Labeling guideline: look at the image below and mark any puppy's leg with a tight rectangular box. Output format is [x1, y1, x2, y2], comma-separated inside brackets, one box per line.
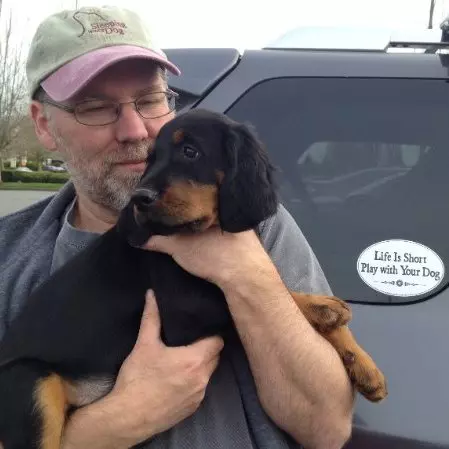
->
[34, 372, 69, 449]
[289, 291, 387, 402]
[0, 361, 68, 449]
[322, 326, 387, 402]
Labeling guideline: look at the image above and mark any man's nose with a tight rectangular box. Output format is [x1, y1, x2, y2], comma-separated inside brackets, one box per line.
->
[115, 104, 149, 142]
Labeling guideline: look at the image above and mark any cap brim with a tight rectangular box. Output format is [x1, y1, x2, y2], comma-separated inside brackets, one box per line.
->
[41, 45, 181, 102]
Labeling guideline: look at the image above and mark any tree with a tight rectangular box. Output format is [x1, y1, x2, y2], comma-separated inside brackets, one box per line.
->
[428, 0, 437, 28]
[0, 0, 27, 180]
[5, 115, 55, 170]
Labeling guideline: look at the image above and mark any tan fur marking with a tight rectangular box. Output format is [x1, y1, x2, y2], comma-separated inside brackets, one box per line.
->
[173, 129, 184, 144]
[35, 374, 68, 449]
[161, 181, 218, 228]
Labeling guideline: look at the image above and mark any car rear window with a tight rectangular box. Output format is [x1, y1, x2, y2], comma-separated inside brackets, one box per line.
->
[226, 77, 449, 304]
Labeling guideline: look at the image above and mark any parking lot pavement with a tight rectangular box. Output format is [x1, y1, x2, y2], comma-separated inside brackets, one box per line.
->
[0, 190, 55, 217]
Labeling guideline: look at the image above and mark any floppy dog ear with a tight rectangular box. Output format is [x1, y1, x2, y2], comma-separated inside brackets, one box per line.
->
[219, 122, 278, 233]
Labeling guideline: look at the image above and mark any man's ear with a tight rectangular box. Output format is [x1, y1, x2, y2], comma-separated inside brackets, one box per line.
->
[30, 102, 57, 151]
[218, 122, 278, 233]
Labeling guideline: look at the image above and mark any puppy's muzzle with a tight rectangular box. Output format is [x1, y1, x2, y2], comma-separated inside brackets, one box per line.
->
[131, 188, 159, 210]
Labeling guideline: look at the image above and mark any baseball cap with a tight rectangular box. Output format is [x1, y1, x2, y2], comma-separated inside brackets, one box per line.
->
[26, 5, 181, 101]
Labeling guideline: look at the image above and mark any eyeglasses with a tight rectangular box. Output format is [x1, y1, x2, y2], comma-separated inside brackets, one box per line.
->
[42, 89, 179, 126]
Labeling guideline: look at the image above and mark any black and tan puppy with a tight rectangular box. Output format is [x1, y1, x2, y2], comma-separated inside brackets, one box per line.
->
[0, 109, 387, 449]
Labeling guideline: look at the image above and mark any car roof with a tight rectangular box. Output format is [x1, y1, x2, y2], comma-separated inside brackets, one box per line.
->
[238, 48, 449, 79]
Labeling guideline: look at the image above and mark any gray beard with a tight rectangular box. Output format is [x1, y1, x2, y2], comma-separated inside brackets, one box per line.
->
[68, 163, 143, 212]
[60, 140, 152, 213]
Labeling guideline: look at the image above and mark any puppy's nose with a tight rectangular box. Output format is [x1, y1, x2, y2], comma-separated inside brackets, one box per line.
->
[132, 188, 159, 209]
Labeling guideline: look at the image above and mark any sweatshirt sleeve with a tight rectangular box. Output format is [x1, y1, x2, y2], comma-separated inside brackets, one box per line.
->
[257, 204, 333, 296]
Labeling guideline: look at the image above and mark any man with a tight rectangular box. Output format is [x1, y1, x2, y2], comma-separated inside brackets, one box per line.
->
[0, 5, 354, 449]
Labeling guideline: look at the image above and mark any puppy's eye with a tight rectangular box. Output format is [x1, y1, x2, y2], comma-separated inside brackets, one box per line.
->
[183, 145, 200, 160]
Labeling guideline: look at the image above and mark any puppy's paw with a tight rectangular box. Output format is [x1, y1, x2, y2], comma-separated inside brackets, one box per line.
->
[343, 349, 388, 402]
[307, 296, 352, 332]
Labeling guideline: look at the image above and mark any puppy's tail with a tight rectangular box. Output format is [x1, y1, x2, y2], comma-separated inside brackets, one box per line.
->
[0, 360, 68, 449]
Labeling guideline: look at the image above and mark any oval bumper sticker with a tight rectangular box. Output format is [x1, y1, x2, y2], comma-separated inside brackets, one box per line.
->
[357, 240, 445, 297]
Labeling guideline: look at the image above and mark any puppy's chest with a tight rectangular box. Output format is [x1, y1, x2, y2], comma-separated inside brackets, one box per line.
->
[64, 376, 115, 407]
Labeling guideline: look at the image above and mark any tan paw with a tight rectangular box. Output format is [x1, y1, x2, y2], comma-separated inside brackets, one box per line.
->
[343, 349, 388, 402]
[307, 296, 352, 333]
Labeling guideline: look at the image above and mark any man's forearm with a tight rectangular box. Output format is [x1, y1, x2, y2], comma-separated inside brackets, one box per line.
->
[61, 394, 140, 449]
[219, 263, 354, 449]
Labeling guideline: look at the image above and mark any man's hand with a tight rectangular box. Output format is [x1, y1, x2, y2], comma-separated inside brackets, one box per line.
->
[144, 227, 276, 289]
[112, 289, 224, 439]
[62, 290, 224, 449]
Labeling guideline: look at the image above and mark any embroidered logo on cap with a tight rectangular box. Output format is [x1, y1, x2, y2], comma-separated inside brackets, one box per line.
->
[73, 11, 127, 37]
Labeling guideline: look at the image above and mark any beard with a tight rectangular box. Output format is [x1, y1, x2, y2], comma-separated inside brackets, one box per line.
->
[52, 132, 152, 213]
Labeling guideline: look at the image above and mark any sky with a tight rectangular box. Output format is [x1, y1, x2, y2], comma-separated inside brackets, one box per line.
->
[2, 0, 449, 52]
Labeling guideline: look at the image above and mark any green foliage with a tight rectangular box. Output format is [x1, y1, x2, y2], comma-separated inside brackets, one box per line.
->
[1, 169, 69, 184]
[26, 161, 39, 171]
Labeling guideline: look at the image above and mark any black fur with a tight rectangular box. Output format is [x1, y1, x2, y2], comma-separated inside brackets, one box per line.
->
[0, 109, 278, 448]
[219, 122, 278, 233]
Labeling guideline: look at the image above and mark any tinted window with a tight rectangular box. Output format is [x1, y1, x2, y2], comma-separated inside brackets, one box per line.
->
[226, 78, 449, 304]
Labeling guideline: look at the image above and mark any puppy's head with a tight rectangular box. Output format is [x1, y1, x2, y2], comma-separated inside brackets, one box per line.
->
[118, 109, 278, 247]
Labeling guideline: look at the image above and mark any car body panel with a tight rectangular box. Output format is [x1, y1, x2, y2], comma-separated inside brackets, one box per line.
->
[165, 47, 449, 448]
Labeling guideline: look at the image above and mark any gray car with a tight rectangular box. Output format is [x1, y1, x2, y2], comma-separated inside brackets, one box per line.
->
[163, 25, 449, 448]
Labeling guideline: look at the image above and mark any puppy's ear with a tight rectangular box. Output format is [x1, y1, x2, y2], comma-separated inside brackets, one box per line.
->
[219, 122, 278, 233]
[116, 203, 153, 248]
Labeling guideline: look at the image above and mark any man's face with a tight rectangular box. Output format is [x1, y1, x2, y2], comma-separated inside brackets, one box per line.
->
[35, 59, 175, 212]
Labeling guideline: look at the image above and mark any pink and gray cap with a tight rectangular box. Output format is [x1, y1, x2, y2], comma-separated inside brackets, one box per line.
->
[26, 6, 181, 102]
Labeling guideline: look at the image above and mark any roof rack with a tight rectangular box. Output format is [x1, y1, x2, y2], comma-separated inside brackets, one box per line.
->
[264, 19, 449, 54]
